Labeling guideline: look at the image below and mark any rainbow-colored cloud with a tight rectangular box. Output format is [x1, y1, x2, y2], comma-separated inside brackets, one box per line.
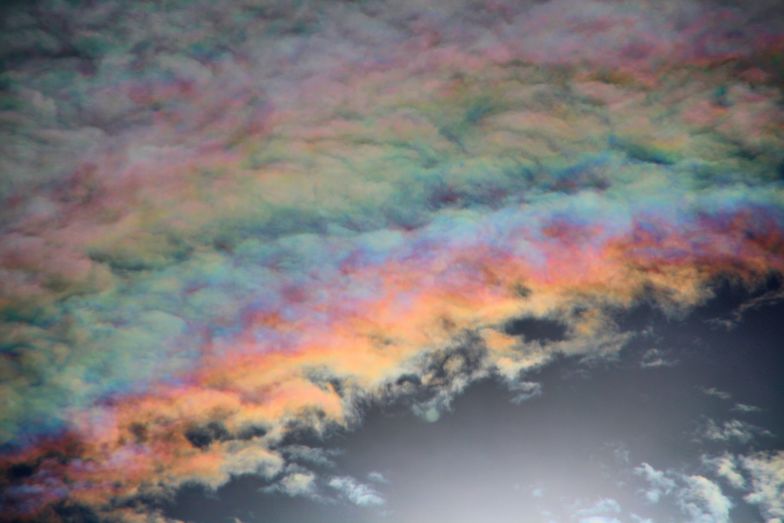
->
[1, 0, 783, 520]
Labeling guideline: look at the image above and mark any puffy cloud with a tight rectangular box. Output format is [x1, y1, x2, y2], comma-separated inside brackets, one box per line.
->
[636, 463, 732, 523]
[678, 475, 733, 523]
[740, 451, 784, 522]
[697, 450, 784, 522]
[635, 462, 677, 503]
[703, 454, 746, 489]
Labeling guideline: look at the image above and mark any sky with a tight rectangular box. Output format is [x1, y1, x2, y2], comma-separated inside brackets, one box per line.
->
[0, 1, 783, 522]
[165, 282, 784, 523]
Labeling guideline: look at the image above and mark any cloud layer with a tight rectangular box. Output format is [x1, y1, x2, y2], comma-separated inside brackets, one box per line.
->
[1, 0, 783, 520]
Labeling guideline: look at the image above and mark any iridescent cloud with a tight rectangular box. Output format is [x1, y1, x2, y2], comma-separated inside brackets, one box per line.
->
[0, 0, 782, 520]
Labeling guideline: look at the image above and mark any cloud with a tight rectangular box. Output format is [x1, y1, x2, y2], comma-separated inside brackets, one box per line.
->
[406, 339, 491, 423]
[700, 387, 731, 400]
[282, 445, 340, 469]
[640, 348, 678, 369]
[696, 451, 784, 522]
[635, 462, 676, 503]
[606, 442, 631, 465]
[707, 286, 784, 329]
[698, 419, 771, 444]
[508, 381, 543, 404]
[739, 451, 784, 522]
[367, 472, 387, 484]
[732, 403, 762, 414]
[678, 475, 733, 523]
[636, 463, 732, 523]
[327, 476, 385, 507]
[260, 471, 317, 498]
[573, 497, 622, 522]
[703, 454, 746, 489]
[0, 0, 783, 520]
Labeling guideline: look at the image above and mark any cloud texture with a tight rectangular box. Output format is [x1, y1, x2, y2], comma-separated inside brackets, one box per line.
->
[0, 0, 783, 520]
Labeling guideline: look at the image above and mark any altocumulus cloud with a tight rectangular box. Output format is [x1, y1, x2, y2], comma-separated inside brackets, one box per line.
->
[699, 418, 772, 444]
[572, 498, 622, 523]
[636, 464, 732, 523]
[0, 0, 783, 521]
[718, 451, 784, 522]
[260, 471, 317, 498]
[327, 476, 385, 507]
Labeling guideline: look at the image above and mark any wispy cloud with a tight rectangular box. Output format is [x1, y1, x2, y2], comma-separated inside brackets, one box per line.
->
[635, 462, 676, 503]
[367, 472, 387, 484]
[327, 476, 385, 507]
[635, 463, 732, 523]
[698, 419, 771, 444]
[260, 471, 317, 498]
[707, 286, 784, 330]
[678, 475, 733, 523]
[732, 403, 762, 414]
[740, 451, 784, 522]
[703, 454, 746, 489]
[640, 348, 678, 369]
[700, 387, 731, 400]
[508, 381, 543, 404]
[282, 445, 341, 469]
[573, 497, 622, 522]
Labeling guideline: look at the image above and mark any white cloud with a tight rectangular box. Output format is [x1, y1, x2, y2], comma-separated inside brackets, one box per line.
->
[283, 445, 340, 468]
[635, 463, 731, 523]
[328, 476, 385, 507]
[699, 418, 770, 444]
[635, 462, 676, 503]
[678, 475, 732, 523]
[700, 387, 731, 400]
[740, 451, 784, 522]
[260, 471, 316, 497]
[640, 348, 677, 368]
[367, 471, 387, 484]
[732, 403, 762, 413]
[509, 380, 543, 404]
[572, 498, 622, 523]
[575, 498, 622, 516]
[702, 454, 745, 489]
